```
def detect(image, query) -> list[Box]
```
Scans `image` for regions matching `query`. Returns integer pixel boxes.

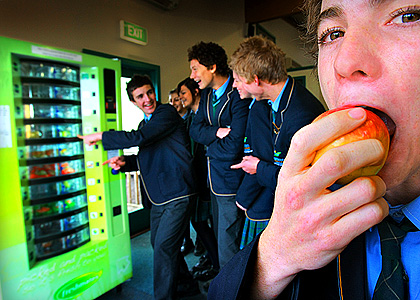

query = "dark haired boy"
[187,41,251,268]
[79,74,199,300]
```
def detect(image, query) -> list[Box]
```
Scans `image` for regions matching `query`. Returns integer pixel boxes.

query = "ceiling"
[141,0,306,29]
[244,0,305,28]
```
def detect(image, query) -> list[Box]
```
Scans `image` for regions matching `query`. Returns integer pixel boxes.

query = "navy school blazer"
[208,232,368,300]
[185,111,211,202]
[236,77,325,220]
[236,100,274,220]
[102,102,196,206]
[189,77,251,195]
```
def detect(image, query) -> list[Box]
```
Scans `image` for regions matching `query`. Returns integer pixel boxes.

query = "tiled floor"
[95,229,208,300]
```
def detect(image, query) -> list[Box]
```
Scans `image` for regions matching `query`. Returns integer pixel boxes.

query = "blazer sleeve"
[256,161,280,190]
[189,95,219,146]
[208,236,259,300]
[206,95,250,161]
[102,105,180,150]
[236,173,263,209]
[208,234,296,300]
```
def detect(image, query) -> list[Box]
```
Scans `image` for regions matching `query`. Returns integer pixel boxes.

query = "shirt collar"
[267,77,289,112]
[213,76,230,100]
[144,113,152,122]
[181,110,190,120]
[389,196,420,230]
[248,98,257,109]
[402,196,420,229]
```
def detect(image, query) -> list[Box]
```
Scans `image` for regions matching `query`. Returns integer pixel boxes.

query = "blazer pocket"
[224,168,243,189]
[158,168,180,197]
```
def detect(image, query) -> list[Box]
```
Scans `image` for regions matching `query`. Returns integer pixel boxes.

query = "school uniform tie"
[268,102,279,134]
[212,91,220,118]
[372,216,418,300]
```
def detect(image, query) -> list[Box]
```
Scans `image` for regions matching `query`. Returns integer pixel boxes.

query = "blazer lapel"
[278,76,293,113]
[340,233,367,299]
[205,91,213,125]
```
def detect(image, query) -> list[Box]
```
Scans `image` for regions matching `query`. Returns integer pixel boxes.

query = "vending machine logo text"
[54,270,103,300]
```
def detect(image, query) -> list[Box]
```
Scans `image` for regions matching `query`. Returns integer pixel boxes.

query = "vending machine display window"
[17,60,90,266]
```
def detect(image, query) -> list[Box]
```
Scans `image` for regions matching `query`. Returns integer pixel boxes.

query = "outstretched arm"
[78,132,103,146]
[103,155,126,170]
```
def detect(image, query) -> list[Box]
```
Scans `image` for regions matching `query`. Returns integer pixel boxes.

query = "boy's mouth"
[359,106,396,140]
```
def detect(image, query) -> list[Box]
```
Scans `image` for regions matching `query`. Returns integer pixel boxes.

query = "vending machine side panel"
[0,38,27,252]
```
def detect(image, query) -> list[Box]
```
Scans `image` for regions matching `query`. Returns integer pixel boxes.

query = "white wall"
[260,18,312,67]
[0,0,311,102]
[288,68,326,109]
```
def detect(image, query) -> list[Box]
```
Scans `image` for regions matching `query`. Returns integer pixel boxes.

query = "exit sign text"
[120,20,148,45]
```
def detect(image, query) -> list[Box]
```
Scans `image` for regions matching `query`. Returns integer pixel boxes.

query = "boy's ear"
[209,64,217,74]
[253,75,260,86]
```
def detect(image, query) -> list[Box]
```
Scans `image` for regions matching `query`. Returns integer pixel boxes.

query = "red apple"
[311,105,390,185]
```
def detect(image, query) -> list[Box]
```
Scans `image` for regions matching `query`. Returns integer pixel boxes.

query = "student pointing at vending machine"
[78,75,200,299]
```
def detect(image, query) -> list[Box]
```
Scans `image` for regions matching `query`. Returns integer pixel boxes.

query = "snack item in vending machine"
[60,162,75,175]
[30,164,55,179]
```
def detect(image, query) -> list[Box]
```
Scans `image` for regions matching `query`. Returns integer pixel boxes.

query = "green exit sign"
[120,20,148,45]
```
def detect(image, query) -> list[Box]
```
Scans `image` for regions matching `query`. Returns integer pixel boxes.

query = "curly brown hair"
[187,41,230,77]
[300,0,323,65]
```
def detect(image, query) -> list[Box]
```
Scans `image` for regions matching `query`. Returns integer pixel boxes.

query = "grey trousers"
[211,193,244,268]
[150,196,192,300]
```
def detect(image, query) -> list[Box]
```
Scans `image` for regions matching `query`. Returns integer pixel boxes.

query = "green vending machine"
[0,36,132,300]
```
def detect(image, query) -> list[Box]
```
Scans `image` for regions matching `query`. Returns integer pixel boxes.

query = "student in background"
[187,41,251,268]
[79,75,199,300]
[168,88,189,119]
[209,0,420,299]
[230,36,325,248]
[178,77,219,282]
[169,86,196,256]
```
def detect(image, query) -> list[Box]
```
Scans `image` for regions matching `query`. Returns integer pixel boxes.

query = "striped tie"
[372,216,418,300]
[212,91,220,118]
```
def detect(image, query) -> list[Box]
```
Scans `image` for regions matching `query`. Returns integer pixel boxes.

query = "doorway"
[83,49,161,236]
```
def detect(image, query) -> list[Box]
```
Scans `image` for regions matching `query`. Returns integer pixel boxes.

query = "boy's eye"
[329,31,344,41]
[389,7,420,24]
[318,27,345,44]
[396,12,420,23]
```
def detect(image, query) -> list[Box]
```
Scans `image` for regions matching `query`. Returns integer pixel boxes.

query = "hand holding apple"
[311,105,391,185]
